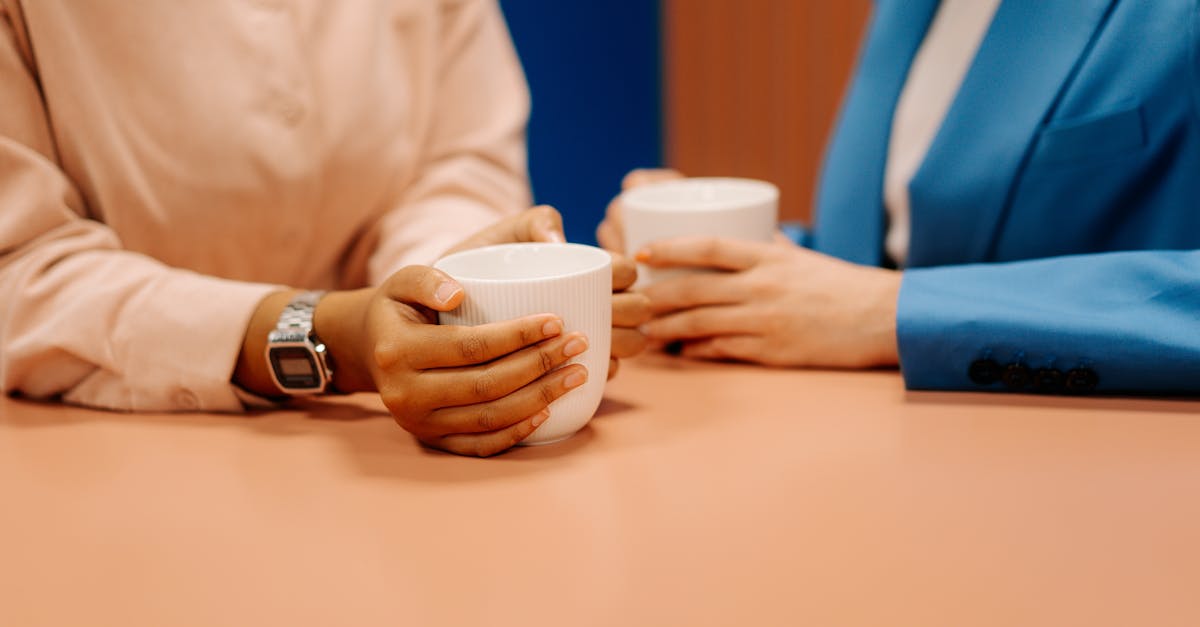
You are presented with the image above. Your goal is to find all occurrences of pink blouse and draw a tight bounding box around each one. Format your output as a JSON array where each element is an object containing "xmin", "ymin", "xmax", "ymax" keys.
[{"xmin": 0, "ymin": 0, "xmax": 531, "ymax": 411}]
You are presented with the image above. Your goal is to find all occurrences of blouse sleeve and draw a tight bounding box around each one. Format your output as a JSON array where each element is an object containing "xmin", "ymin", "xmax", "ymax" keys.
[
  {"xmin": 366, "ymin": 0, "xmax": 533, "ymax": 282},
  {"xmin": 0, "ymin": 5, "xmax": 277, "ymax": 412}
]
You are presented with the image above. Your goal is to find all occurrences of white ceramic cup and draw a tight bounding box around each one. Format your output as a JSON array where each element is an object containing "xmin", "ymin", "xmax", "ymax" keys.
[
  {"xmin": 619, "ymin": 177, "xmax": 779, "ymax": 286},
  {"xmin": 433, "ymin": 243, "xmax": 612, "ymax": 446}
]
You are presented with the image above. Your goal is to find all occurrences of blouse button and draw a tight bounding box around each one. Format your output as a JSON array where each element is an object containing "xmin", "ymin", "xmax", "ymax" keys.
[
  {"xmin": 175, "ymin": 389, "xmax": 200, "ymax": 410},
  {"xmin": 278, "ymin": 100, "xmax": 306, "ymax": 126}
]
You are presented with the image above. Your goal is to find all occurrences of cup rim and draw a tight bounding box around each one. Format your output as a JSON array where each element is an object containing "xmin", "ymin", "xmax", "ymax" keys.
[
  {"xmin": 434, "ymin": 242, "xmax": 612, "ymax": 284},
  {"xmin": 619, "ymin": 177, "xmax": 779, "ymax": 213}
]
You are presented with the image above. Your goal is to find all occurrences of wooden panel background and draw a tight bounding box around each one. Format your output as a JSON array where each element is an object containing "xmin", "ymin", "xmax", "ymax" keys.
[{"xmin": 663, "ymin": 0, "xmax": 872, "ymax": 222}]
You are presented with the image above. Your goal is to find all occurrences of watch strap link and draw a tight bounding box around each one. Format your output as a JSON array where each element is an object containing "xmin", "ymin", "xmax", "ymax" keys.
[{"xmin": 275, "ymin": 290, "xmax": 325, "ymax": 337}]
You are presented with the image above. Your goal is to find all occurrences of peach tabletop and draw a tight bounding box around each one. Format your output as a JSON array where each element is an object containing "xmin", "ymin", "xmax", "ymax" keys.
[{"xmin": 2, "ymin": 355, "xmax": 1198, "ymax": 627}]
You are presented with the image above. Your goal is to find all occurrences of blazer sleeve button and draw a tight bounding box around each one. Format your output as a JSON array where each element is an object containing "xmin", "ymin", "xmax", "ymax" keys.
[
  {"xmin": 968, "ymin": 359, "xmax": 1001, "ymax": 385},
  {"xmin": 1001, "ymin": 363, "xmax": 1032, "ymax": 390},
  {"xmin": 1065, "ymin": 367, "xmax": 1099, "ymax": 393},
  {"xmin": 1033, "ymin": 368, "xmax": 1064, "ymax": 393}
]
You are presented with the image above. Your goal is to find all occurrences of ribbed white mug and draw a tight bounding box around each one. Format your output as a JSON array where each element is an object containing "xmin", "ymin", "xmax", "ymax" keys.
[
  {"xmin": 434, "ymin": 243, "xmax": 612, "ymax": 445},
  {"xmin": 620, "ymin": 177, "xmax": 778, "ymax": 287}
]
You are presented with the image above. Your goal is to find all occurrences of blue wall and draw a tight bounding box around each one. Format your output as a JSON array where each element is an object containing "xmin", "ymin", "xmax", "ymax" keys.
[{"xmin": 499, "ymin": 1, "xmax": 663, "ymax": 245}]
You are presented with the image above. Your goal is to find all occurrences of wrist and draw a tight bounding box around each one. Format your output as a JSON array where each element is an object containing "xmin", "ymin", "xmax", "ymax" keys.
[
  {"xmin": 234, "ymin": 289, "xmax": 302, "ymax": 398},
  {"xmin": 312, "ymin": 288, "xmax": 377, "ymax": 393},
  {"xmin": 866, "ymin": 269, "xmax": 902, "ymax": 366}
]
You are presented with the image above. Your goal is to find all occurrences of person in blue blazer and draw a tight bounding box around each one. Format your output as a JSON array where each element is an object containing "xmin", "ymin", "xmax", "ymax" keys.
[{"xmin": 600, "ymin": 0, "xmax": 1200, "ymax": 394}]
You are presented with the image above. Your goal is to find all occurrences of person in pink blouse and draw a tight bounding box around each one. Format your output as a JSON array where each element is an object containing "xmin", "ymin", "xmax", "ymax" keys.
[{"xmin": 0, "ymin": 0, "xmax": 648, "ymax": 456}]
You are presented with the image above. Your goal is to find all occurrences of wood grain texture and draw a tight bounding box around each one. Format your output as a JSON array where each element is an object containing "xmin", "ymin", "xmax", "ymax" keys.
[{"xmin": 664, "ymin": 0, "xmax": 872, "ymax": 222}]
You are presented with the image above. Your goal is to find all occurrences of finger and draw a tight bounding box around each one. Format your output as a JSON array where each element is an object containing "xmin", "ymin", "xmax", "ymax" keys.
[
  {"xmin": 635, "ymin": 236, "xmax": 765, "ymax": 272},
  {"xmin": 607, "ymin": 357, "xmax": 619, "ymax": 380},
  {"xmin": 611, "ymin": 327, "xmax": 647, "ymax": 359},
  {"xmin": 442, "ymin": 207, "xmax": 566, "ymax": 255},
  {"xmin": 679, "ymin": 336, "xmax": 763, "ymax": 363},
  {"xmin": 642, "ymin": 305, "xmax": 759, "ymax": 342},
  {"xmin": 382, "ymin": 265, "xmax": 465, "ymax": 312},
  {"xmin": 621, "ymin": 168, "xmax": 684, "ymax": 191},
  {"xmin": 612, "ymin": 290, "xmax": 651, "ymax": 327},
  {"xmin": 610, "ymin": 253, "xmax": 638, "ymax": 291},
  {"xmin": 423, "ymin": 332, "xmax": 588, "ymax": 408},
  {"xmin": 514, "ymin": 205, "xmax": 565, "ymax": 244},
  {"xmin": 597, "ymin": 202, "xmax": 625, "ymax": 253},
  {"xmin": 428, "ymin": 408, "xmax": 550, "ymax": 457},
  {"xmin": 424, "ymin": 363, "xmax": 588, "ymax": 437},
  {"xmin": 403, "ymin": 313, "xmax": 564, "ymax": 370},
  {"xmin": 600, "ymin": 168, "xmax": 682, "ymax": 253},
  {"xmin": 645, "ymin": 337, "xmax": 674, "ymax": 354},
  {"xmin": 642, "ymin": 272, "xmax": 750, "ymax": 315}
]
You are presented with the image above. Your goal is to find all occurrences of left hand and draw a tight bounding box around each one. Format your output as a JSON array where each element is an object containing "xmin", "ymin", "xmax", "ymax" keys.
[
  {"xmin": 636, "ymin": 236, "xmax": 901, "ymax": 368},
  {"xmin": 597, "ymin": 168, "xmax": 685, "ymax": 254},
  {"xmin": 443, "ymin": 205, "xmax": 649, "ymax": 378}
]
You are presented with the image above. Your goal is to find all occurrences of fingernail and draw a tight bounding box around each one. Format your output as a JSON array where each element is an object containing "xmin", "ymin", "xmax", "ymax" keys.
[
  {"xmin": 563, "ymin": 370, "xmax": 588, "ymax": 389},
  {"xmin": 563, "ymin": 336, "xmax": 589, "ymax": 357},
  {"xmin": 635, "ymin": 249, "xmax": 651, "ymax": 262},
  {"xmin": 544, "ymin": 227, "xmax": 565, "ymax": 243},
  {"xmin": 531, "ymin": 409, "xmax": 550, "ymax": 427},
  {"xmin": 542, "ymin": 318, "xmax": 563, "ymax": 337},
  {"xmin": 435, "ymin": 282, "xmax": 461, "ymax": 305}
]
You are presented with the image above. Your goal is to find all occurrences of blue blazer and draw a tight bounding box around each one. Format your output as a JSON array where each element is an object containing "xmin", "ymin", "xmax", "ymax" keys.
[{"xmin": 811, "ymin": 0, "xmax": 1200, "ymax": 394}]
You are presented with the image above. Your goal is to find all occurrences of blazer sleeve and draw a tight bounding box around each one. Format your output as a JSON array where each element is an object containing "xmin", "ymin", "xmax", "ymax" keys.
[
  {"xmin": 897, "ymin": 249, "xmax": 1200, "ymax": 394},
  {"xmin": 0, "ymin": 6, "xmax": 277, "ymax": 411},
  {"xmin": 366, "ymin": 0, "xmax": 532, "ymax": 282}
]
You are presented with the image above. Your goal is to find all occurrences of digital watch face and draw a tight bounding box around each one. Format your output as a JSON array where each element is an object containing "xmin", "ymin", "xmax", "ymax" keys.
[{"xmin": 269, "ymin": 346, "xmax": 321, "ymax": 390}]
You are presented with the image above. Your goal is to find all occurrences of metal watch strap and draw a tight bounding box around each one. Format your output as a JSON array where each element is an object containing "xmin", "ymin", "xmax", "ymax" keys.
[{"xmin": 275, "ymin": 290, "xmax": 325, "ymax": 336}]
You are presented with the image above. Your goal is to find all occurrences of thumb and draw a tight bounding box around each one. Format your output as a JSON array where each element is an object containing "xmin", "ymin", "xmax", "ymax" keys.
[
  {"xmin": 382, "ymin": 265, "xmax": 465, "ymax": 313},
  {"xmin": 621, "ymin": 168, "xmax": 684, "ymax": 191},
  {"xmin": 520, "ymin": 205, "xmax": 566, "ymax": 243}
]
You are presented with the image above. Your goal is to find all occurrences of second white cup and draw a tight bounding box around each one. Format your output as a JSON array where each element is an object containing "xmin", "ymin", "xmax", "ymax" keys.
[
  {"xmin": 620, "ymin": 177, "xmax": 779, "ymax": 286},
  {"xmin": 433, "ymin": 243, "xmax": 612, "ymax": 446}
]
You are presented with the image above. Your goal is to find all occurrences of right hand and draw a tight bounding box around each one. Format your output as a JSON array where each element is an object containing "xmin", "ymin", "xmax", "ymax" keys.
[
  {"xmin": 442, "ymin": 205, "xmax": 565, "ymax": 257},
  {"xmin": 321, "ymin": 266, "xmax": 590, "ymax": 457},
  {"xmin": 597, "ymin": 168, "xmax": 685, "ymax": 253}
]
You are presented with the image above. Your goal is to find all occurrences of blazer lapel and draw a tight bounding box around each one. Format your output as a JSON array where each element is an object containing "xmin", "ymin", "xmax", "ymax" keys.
[
  {"xmin": 813, "ymin": 0, "xmax": 940, "ymax": 266},
  {"xmin": 906, "ymin": 0, "xmax": 1119, "ymax": 267}
]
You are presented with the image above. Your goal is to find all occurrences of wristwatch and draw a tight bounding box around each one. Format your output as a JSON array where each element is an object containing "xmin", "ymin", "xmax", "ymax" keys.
[{"xmin": 266, "ymin": 291, "xmax": 333, "ymax": 394}]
